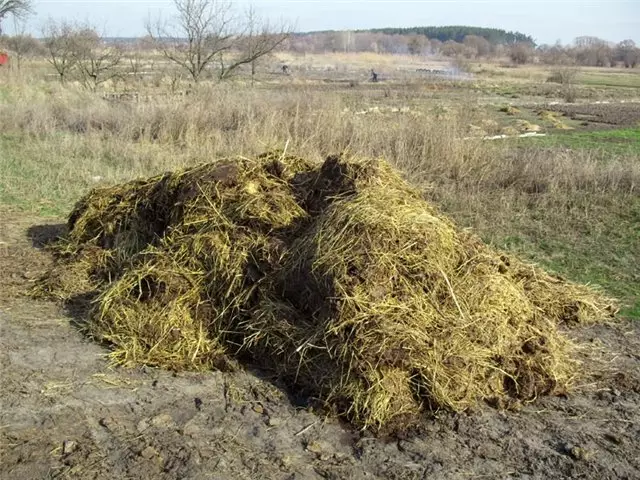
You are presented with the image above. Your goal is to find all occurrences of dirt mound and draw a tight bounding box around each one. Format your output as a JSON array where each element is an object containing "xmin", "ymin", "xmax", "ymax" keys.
[{"xmin": 36, "ymin": 152, "xmax": 616, "ymax": 432}]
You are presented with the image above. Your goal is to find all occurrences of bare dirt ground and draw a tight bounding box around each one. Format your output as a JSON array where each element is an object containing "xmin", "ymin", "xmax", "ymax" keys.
[
  {"xmin": 545, "ymin": 102, "xmax": 640, "ymax": 128},
  {"xmin": 1, "ymin": 210, "xmax": 639, "ymax": 480}
]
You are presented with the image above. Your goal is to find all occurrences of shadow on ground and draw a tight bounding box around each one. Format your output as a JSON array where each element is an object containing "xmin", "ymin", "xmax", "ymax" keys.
[
  {"xmin": 26, "ymin": 222, "xmax": 95, "ymax": 330},
  {"xmin": 26, "ymin": 223, "xmax": 67, "ymax": 249},
  {"xmin": 22, "ymin": 222, "xmax": 319, "ymax": 416}
]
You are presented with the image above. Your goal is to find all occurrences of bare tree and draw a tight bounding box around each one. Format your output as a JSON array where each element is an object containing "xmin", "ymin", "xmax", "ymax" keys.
[
  {"xmin": 463, "ymin": 35, "xmax": 492, "ymax": 58},
  {"xmin": 537, "ymin": 41, "xmax": 574, "ymax": 66},
  {"xmin": 617, "ymin": 40, "xmax": 639, "ymax": 68},
  {"xmin": 3, "ymin": 20, "xmax": 42, "ymax": 70},
  {"xmin": 148, "ymin": 0, "xmax": 290, "ymax": 83},
  {"xmin": 124, "ymin": 37, "xmax": 155, "ymax": 85},
  {"xmin": 407, "ymin": 34, "xmax": 426, "ymax": 55},
  {"xmin": 72, "ymin": 28, "xmax": 123, "ymax": 90},
  {"xmin": 42, "ymin": 19, "xmax": 78, "ymax": 83},
  {"xmin": 547, "ymin": 66, "xmax": 579, "ymax": 85},
  {"xmin": 218, "ymin": 6, "xmax": 290, "ymax": 82},
  {"xmin": 3, "ymin": 34, "xmax": 41, "ymax": 69},
  {"xmin": 574, "ymin": 36, "xmax": 606, "ymax": 49},
  {"xmin": 572, "ymin": 36, "xmax": 614, "ymax": 67},
  {"xmin": 147, "ymin": 0, "xmax": 234, "ymax": 83},
  {"xmin": 509, "ymin": 42, "xmax": 534, "ymax": 64},
  {"xmin": 0, "ymin": 0, "xmax": 32, "ymax": 34},
  {"xmin": 440, "ymin": 40, "xmax": 465, "ymax": 57},
  {"xmin": 428, "ymin": 38, "xmax": 442, "ymax": 55}
]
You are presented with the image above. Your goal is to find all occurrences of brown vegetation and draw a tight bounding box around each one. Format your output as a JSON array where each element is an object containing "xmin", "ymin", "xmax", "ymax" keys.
[
  {"xmin": 146, "ymin": 0, "xmax": 290, "ymax": 83},
  {"xmin": 0, "ymin": 3, "xmax": 639, "ymax": 476},
  {"xmin": 0, "ymin": 7, "xmax": 638, "ymax": 435},
  {"xmin": 36, "ymin": 151, "xmax": 614, "ymax": 432}
]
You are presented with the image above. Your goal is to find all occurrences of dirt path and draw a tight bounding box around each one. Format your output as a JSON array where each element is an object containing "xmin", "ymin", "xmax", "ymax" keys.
[{"xmin": 1, "ymin": 211, "xmax": 639, "ymax": 480}]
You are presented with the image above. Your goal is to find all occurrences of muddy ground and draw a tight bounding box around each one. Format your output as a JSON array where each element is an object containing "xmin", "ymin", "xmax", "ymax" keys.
[
  {"xmin": 545, "ymin": 102, "xmax": 640, "ymax": 128},
  {"xmin": 1, "ymin": 211, "xmax": 639, "ymax": 480}
]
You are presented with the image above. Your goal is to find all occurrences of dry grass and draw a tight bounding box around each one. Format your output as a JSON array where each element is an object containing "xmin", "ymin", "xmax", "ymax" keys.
[
  {"xmin": 1, "ymin": 54, "xmax": 637, "ymax": 431},
  {"xmin": 36, "ymin": 152, "xmax": 614, "ymax": 433},
  {"xmin": 4, "ymin": 81, "xmax": 637, "ymax": 204},
  {"xmin": 2, "ymin": 74, "xmax": 638, "ymax": 314},
  {"xmin": 0, "ymin": 80, "xmax": 487, "ymax": 207}
]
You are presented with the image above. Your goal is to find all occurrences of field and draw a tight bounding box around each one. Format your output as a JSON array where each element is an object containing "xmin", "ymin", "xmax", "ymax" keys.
[{"xmin": 1, "ymin": 52, "xmax": 639, "ymax": 479}]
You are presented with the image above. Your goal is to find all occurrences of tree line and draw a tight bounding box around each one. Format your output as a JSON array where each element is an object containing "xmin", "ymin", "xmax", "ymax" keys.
[
  {"xmin": 1, "ymin": 0, "xmax": 638, "ymax": 87},
  {"xmin": 360, "ymin": 26, "xmax": 534, "ymax": 45},
  {"xmin": 537, "ymin": 38, "xmax": 639, "ymax": 68},
  {"xmin": 284, "ymin": 30, "xmax": 639, "ymax": 69}
]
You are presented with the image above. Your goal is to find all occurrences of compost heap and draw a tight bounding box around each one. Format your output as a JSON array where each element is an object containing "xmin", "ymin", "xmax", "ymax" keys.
[{"xmin": 39, "ymin": 152, "xmax": 615, "ymax": 432}]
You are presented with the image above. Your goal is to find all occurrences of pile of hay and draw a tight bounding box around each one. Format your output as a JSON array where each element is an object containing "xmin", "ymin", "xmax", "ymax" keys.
[
  {"xmin": 38, "ymin": 152, "xmax": 615, "ymax": 431},
  {"xmin": 499, "ymin": 105, "xmax": 521, "ymax": 116},
  {"xmin": 516, "ymin": 120, "xmax": 543, "ymax": 133},
  {"xmin": 539, "ymin": 110, "xmax": 573, "ymax": 130}
]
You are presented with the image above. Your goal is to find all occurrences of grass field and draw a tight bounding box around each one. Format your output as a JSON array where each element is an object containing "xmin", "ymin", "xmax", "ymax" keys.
[
  {"xmin": 579, "ymin": 72, "xmax": 640, "ymax": 88},
  {"xmin": 1, "ymin": 55, "xmax": 639, "ymax": 319},
  {"xmin": 516, "ymin": 128, "xmax": 640, "ymax": 155}
]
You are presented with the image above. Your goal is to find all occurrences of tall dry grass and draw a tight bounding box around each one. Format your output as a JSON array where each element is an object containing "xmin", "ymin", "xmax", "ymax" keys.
[
  {"xmin": 2, "ymin": 82, "xmax": 638, "ymax": 197},
  {"xmin": 1, "ymin": 81, "xmax": 638, "ymax": 235},
  {"xmin": 0, "ymin": 82, "xmax": 486, "ymax": 199},
  {"xmin": 1, "ymin": 76, "xmax": 638, "ymax": 310}
]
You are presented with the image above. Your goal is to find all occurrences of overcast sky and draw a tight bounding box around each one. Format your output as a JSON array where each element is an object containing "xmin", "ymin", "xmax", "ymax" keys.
[{"xmin": 8, "ymin": 0, "xmax": 640, "ymax": 45}]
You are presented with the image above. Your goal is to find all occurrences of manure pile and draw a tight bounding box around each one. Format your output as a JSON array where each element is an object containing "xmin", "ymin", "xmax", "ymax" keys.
[{"xmin": 39, "ymin": 152, "xmax": 615, "ymax": 431}]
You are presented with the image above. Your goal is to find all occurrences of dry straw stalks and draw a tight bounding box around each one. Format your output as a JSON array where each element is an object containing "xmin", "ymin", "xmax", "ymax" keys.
[{"xmin": 35, "ymin": 151, "xmax": 616, "ymax": 433}]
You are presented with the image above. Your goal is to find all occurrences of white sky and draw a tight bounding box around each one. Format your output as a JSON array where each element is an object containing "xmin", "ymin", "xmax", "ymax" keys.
[{"xmin": 6, "ymin": 0, "xmax": 640, "ymax": 45}]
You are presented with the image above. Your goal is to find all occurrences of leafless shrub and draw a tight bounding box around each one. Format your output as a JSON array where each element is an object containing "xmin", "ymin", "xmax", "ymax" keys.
[
  {"xmin": 147, "ymin": 0, "xmax": 290, "ymax": 83},
  {"xmin": 72, "ymin": 29, "xmax": 123, "ymax": 90},
  {"xmin": 42, "ymin": 19, "xmax": 78, "ymax": 83},
  {"xmin": 509, "ymin": 43, "xmax": 534, "ymax": 65},
  {"xmin": 547, "ymin": 66, "xmax": 579, "ymax": 85},
  {"xmin": 2, "ymin": 31, "xmax": 43, "ymax": 69}
]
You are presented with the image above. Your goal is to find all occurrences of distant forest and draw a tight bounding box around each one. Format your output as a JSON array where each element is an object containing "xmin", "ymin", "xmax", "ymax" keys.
[
  {"xmin": 290, "ymin": 25, "xmax": 536, "ymax": 58},
  {"xmin": 357, "ymin": 26, "xmax": 534, "ymax": 45}
]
